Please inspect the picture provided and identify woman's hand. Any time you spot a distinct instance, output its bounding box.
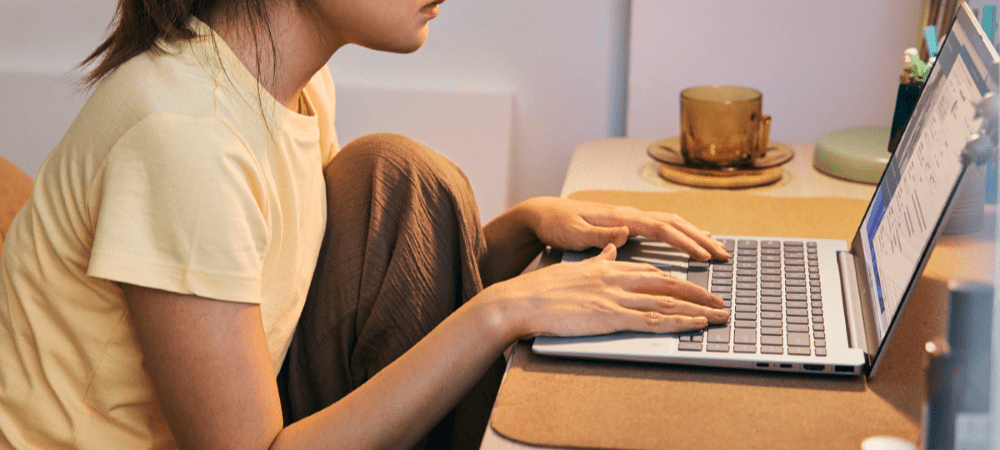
[517,197,729,261]
[484,244,729,340]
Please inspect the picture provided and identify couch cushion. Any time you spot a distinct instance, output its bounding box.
[1,157,33,248]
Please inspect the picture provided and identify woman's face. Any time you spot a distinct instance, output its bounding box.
[309,0,446,53]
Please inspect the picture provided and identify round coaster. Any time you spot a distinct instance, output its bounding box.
[657,163,784,188]
[647,136,794,171]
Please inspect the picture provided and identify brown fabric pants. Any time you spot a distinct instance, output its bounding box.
[276,134,504,449]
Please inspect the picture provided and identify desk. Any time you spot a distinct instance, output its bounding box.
[559,138,877,200]
[480,139,993,449]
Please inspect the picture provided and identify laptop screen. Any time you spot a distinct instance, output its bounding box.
[857,5,998,343]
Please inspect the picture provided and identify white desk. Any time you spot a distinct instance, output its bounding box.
[559,138,877,200]
[480,138,877,449]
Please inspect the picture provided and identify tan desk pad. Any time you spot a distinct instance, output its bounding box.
[490,190,994,450]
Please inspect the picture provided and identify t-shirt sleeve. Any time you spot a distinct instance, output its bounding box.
[306,65,339,167]
[87,114,267,304]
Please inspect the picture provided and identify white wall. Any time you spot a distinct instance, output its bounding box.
[327,0,630,206]
[627,0,925,144]
[0,0,630,220]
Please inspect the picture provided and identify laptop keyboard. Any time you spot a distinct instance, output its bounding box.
[678,238,828,357]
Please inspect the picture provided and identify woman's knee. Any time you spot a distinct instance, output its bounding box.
[331,133,466,183]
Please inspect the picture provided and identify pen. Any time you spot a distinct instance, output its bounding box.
[982,5,997,46]
[924,25,940,63]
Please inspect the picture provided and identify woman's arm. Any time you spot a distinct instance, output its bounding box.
[480,197,730,286]
[124,283,509,450]
[123,244,728,450]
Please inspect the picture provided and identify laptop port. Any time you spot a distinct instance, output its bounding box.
[835,365,855,373]
[803,364,825,371]
[756,363,769,368]
[779,363,792,369]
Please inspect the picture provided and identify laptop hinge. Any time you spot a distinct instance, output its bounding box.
[837,251,869,352]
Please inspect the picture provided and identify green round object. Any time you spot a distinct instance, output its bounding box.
[814,126,891,184]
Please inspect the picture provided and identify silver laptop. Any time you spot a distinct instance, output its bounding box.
[533,4,998,378]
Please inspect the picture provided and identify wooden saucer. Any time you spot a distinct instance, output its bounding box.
[657,164,784,188]
[647,137,793,188]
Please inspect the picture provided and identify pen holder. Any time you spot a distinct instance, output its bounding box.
[888,81,924,154]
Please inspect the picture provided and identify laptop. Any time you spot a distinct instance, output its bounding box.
[533,3,998,378]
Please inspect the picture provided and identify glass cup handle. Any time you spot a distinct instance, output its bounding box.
[758,114,772,158]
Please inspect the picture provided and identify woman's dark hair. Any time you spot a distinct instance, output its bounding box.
[80,0,277,87]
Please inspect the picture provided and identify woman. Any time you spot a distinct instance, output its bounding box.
[0,0,730,449]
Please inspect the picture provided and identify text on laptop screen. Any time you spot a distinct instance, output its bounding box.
[859,13,998,341]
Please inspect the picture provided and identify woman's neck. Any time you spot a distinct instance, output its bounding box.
[205,3,344,110]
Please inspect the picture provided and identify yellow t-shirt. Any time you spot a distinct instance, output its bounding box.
[0,18,338,449]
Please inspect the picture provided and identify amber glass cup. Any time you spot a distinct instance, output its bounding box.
[680,85,772,168]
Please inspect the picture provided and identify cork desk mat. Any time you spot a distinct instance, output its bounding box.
[489,190,995,450]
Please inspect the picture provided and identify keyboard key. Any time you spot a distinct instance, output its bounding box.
[734,312,756,321]
[761,304,782,312]
[786,293,807,301]
[788,347,811,356]
[734,320,756,328]
[736,289,757,297]
[707,343,730,352]
[787,332,810,347]
[761,311,782,320]
[787,324,809,333]
[761,319,783,328]
[707,326,731,343]
[734,344,757,353]
[815,339,827,348]
[734,328,756,344]
[761,282,782,290]
[736,283,757,290]
[678,342,703,351]
[786,309,808,317]
[761,268,781,275]
[688,267,710,290]
[813,324,825,332]
[786,316,809,324]
[760,327,783,336]
[735,297,757,305]
[815,348,827,357]
[812,308,824,316]
[786,300,808,309]
[761,335,783,346]
[735,305,756,313]
[761,345,784,354]
[760,296,781,304]
[761,289,782,297]
[813,316,824,324]
[814,331,826,340]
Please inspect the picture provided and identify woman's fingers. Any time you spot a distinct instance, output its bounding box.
[615,294,729,324]
[602,260,723,308]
